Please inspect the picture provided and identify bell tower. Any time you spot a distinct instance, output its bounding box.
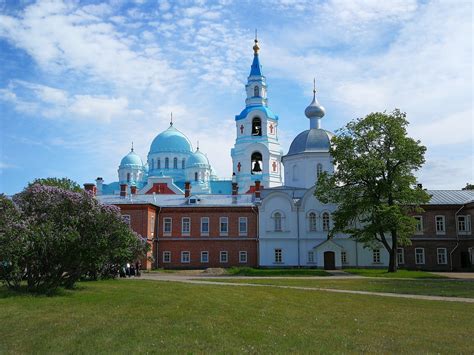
[231,35,283,193]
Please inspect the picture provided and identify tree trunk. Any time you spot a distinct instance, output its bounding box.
[388,230,398,272]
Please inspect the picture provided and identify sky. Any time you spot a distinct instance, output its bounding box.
[0,0,472,195]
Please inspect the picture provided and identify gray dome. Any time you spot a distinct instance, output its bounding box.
[304,96,325,119]
[287,128,333,155]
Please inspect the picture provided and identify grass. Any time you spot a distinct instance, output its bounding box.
[343,268,445,279]
[226,266,330,276]
[1,280,473,353]
[199,278,474,298]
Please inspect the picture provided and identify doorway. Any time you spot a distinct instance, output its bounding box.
[324,251,336,270]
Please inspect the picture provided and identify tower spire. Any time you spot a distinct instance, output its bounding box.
[196,140,200,150]
[253,29,260,55]
[305,77,325,129]
[131,141,134,152]
[170,112,173,126]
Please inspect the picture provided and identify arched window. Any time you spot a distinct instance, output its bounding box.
[292,165,298,181]
[251,151,263,174]
[252,117,262,136]
[317,163,323,179]
[173,157,178,169]
[194,172,198,181]
[165,158,169,169]
[322,212,330,231]
[254,85,259,97]
[309,212,317,231]
[126,172,131,182]
[157,159,161,169]
[274,212,282,232]
[151,159,154,170]
[182,159,185,169]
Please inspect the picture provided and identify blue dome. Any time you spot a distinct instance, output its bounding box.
[120,150,143,168]
[287,129,334,156]
[149,125,193,154]
[186,149,209,168]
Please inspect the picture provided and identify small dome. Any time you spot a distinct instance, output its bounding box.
[287,129,333,155]
[120,150,143,168]
[305,95,325,119]
[186,149,210,168]
[149,125,193,154]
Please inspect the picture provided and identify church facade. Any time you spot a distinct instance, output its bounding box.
[87,38,474,271]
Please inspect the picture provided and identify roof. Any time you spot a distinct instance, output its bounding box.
[185,149,209,168]
[235,105,278,121]
[149,125,193,154]
[120,150,143,168]
[249,54,262,76]
[97,193,254,207]
[425,190,474,205]
[286,128,333,156]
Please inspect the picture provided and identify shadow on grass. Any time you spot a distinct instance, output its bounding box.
[0,281,100,299]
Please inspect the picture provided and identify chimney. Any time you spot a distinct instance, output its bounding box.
[95,177,103,195]
[120,183,127,197]
[417,183,423,189]
[232,173,238,196]
[83,183,97,196]
[185,181,191,198]
[130,185,137,195]
[255,180,261,200]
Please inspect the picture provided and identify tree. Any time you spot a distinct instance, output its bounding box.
[462,183,474,190]
[315,110,430,272]
[28,177,82,193]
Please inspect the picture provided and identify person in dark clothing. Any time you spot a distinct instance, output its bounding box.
[135,261,141,277]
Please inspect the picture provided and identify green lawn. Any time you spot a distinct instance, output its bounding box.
[199,278,474,298]
[343,268,445,279]
[226,266,330,276]
[1,280,473,353]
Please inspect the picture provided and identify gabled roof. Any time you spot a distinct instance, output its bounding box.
[426,190,474,205]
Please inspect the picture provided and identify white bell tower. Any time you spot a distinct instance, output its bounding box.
[231,37,283,193]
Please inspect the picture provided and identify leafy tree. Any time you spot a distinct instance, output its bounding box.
[315,110,430,272]
[462,183,474,190]
[28,177,82,193]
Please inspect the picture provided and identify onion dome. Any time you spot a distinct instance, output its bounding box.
[305,78,325,120]
[149,124,193,154]
[120,146,143,168]
[287,129,334,155]
[185,147,210,168]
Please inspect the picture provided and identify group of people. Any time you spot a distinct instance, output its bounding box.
[119,261,141,278]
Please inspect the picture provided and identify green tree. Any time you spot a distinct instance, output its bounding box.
[28,177,82,192]
[462,183,474,190]
[315,110,430,272]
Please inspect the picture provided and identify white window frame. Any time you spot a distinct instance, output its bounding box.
[372,249,381,264]
[437,248,447,265]
[322,212,330,232]
[457,215,472,235]
[341,251,347,264]
[200,217,209,236]
[274,248,282,264]
[239,217,248,236]
[122,214,131,225]
[435,215,446,235]
[273,212,283,232]
[415,248,425,265]
[181,217,191,236]
[397,248,405,265]
[219,217,229,236]
[163,251,171,263]
[414,216,423,235]
[219,251,228,263]
[181,251,190,263]
[308,251,315,264]
[239,251,247,263]
[201,251,209,263]
[308,212,317,232]
[163,217,172,236]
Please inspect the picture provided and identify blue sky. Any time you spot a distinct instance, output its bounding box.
[0,0,472,195]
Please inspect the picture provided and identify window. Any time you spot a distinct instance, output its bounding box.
[292,165,298,181]
[122,214,131,225]
[151,159,154,170]
[372,249,381,264]
[437,248,447,265]
[165,157,169,169]
[435,215,446,235]
[157,159,161,169]
[201,217,209,235]
[201,251,209,263]
[239,217,248,236]
[163,251,171,263]
[415,248,425,265]
[273,212,282,232]
[181,217,190,236]
[194,172,198,181]
[173,157,178,169]
[322,212,330,231]
[163,217,172,235]
[308,251,315,263]
[274,248,282,263]
[254,85,259,97]
[414,216,423,234]
[397,248,405,265]
[457,215,472,234]
[251,117,262,136]
[308,212,317,231]
[341,251,347,264]
[316,163,323,179]
[182,159,185,169]
[181,251,190,263]
[220,217,228,236]
[220,251,228,263]
[251,151,262,174]
[126,172,131,182]
[239,251,247,263]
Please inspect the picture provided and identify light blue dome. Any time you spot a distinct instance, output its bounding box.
[120,150,143,167]
[149,125,193,154]
[287,129,333,156]
[186,149,209,168]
